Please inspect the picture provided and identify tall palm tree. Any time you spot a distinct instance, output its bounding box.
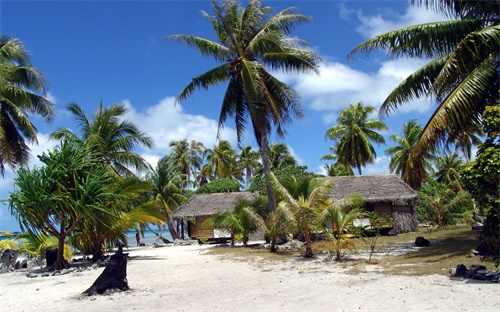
[50,103,153,177]
[325,102,388,175]
[268,143,297,171]
[386,119,434,190]
[434,152,466,186]
[0,35,54,175]
[168,139,196,188]
[237,145,261,190]
[321,144,355,176]
[205,140,239,180]
[166,0,321,212]
[349,0,499,157]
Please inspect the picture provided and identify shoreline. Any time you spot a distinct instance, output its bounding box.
[1,244,498,311]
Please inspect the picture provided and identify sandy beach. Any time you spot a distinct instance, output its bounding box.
[0,244,498,312]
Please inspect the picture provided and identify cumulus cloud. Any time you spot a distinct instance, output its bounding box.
[281,57,431,124]
[354,5,450,39]
[120,97,238,167]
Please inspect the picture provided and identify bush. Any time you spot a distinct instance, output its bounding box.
[195,178,240,194]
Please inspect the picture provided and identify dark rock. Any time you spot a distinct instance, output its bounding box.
[454,264,468,277]
[468,264,487,278]
[415,236,430,247]
[83,245,129,296]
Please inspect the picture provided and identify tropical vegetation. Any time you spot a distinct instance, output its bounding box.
[325,102,388,175]
[166,0,321,213]
[0,34,54,175]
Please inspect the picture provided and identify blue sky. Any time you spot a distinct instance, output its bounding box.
[0,0,448,231]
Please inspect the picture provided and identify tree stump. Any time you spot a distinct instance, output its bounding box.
[83,245,129,296]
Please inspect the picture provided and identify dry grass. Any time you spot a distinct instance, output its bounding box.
[205,225,496,276]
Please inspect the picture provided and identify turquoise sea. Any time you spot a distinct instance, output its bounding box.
[125,228,174,247]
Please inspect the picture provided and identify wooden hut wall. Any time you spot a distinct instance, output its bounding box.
[190,216,214,239]
[373,202,392,216]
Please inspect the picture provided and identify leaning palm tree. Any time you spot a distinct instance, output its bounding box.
[50,103,153,177]
[0,35,54,175]
[166,0,321,212]
[325,102,388,175]
[386,119,434,190]
[349,0,499,157]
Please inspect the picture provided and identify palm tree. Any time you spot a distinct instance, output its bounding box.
[237,145,261,190]
[166,0,321,212]
[205,140,239,180]
[448,124,483,162]
[321,144,354,176]
[322,204,364,261]
[271,174,333,257]
[325,102,388,175]
[50,103,153,177]
[386,119,434,190]
[349,0,499,157]
[268,143,297,171]
[148,156,188,240]
[434,152,466,186]
[0,35,55,175]
[418,182,473,229]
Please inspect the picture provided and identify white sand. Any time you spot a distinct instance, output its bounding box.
[0,244,498,311]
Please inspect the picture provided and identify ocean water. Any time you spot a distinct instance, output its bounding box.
[125,228,175,247]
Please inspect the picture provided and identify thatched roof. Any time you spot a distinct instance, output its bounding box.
[173,192,258,218]
[327,174,417,205]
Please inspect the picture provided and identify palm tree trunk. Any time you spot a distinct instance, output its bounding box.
[146,224,172,243]
[260,134,277,212]
[304,231,313,258]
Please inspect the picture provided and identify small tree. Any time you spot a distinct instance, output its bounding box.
[317,196,364,262]
[9,138,118,270]
[362,212,393,263]
[418,181,473,229]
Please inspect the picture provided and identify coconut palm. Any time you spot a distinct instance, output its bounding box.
[166,0,321,212]
[8,138,118,270]
[349,0,500,157]
[321,144,355,176]
[322,204,364,261]
[386,119,434,190]
[325,102,388,175]
[0,35,55,175]
[50,103,153,177]
[148,156,188,241]
[418,182,473,229]
[205,140,239,180]
[268,143,297,171]
[168,139,205,188]
[434,152,466,186]
[271,174,333,257]
[237,145,261,190]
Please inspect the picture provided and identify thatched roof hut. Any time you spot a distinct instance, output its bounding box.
[328,174,417,205]
[173,192,258,219]
[328,174,418,233]
[173,192,260,241]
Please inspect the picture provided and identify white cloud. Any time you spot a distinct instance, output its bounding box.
[121,97,238,162]
[281,58,431,124]
[355,5,450,39]
[363,155,392,175]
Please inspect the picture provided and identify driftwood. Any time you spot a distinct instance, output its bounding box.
[83,245,129,296]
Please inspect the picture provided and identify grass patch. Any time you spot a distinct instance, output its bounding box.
[203,225,496,276]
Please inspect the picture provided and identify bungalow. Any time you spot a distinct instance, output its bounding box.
[173,192,260,241]
[328,174,418,233]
